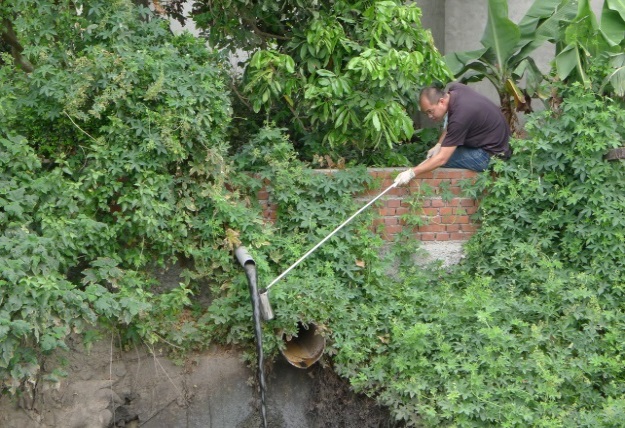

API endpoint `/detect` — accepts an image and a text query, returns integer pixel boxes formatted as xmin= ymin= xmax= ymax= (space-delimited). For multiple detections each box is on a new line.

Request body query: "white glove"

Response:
xmin=427 ymin=144 xmax=441 ymax=159
xmin=394 ymin=168 xmax=415 ymax=186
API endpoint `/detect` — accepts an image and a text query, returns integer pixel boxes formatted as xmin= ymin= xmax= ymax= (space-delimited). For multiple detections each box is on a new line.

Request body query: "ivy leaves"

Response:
xmin=0 ymin=0 xmax=250 ymax=393
xmin=467 ymin=77 xmax=625 ymax=281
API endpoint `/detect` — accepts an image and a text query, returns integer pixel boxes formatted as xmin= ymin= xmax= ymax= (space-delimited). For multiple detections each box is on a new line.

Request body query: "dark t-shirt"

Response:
xmin=442 ymin=83 xmax=511 ymax=159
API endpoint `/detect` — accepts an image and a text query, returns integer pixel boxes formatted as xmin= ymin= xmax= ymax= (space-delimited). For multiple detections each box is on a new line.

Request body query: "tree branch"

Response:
xmin=241 ymin=17 xmax=290 ymax=41
xmin=229 ymin=77 xmax=253 ymax=111
xmin=1 ymin=18 xmax=34 ymax=73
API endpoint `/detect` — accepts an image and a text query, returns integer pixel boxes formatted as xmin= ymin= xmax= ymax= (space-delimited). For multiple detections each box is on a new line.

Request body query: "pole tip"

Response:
xmin=259 ymin=291 xmax=274 ymax=321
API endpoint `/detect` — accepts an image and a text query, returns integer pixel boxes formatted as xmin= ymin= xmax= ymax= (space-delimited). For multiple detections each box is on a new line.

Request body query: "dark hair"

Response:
xmin=419 ymin=85 xmax=446 ymax=104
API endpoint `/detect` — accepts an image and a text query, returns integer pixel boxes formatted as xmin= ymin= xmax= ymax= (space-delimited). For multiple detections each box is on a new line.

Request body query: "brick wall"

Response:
xmin=257 ymin=168 xmax=480 ymax=242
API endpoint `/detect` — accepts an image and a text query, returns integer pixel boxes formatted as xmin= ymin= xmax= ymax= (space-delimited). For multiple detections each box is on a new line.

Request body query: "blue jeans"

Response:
xmin=443 ymin=146 xmax=490 ymax=172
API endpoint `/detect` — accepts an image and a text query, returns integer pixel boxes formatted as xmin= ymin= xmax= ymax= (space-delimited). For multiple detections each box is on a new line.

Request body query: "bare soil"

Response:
xmin=307 ymin=365 xmax=404 ymax=428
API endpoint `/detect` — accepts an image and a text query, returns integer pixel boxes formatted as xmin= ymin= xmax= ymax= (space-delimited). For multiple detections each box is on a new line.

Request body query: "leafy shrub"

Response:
xmin=0 ymin=0 xmax=266 ymax=391
xmin=334 ymin=261 xmax=625 ymax=427
xmin=329 ymin=68 xmax=625 ymax=426
xmin=188 ymin=0 xmax=452 ymax=163
xmin=0 ymin=132 xmax=151 ymax=392
xmin=463 ymin=79 xmax=625 ymax=282
xmin=209 ymin=125 xmax=410 ymax=351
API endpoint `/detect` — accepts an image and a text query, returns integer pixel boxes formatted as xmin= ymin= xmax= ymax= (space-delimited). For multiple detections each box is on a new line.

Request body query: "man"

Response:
xmin=394 ymin=83 xmax=511 ymax=186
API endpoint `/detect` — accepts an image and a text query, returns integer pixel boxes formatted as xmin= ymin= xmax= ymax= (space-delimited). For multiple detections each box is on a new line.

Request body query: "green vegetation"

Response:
xmin=1 ymin=0 xmax=625 ymax=427
xmin=0 ymin=0 xmax=259 ymax=391
xmin=186 ymin=0 xmax=452 ymax=165
xmin=446 ymin=0 xmax=625 ymax=133
xmin=331 ymin=73 xmax=625 ymax=427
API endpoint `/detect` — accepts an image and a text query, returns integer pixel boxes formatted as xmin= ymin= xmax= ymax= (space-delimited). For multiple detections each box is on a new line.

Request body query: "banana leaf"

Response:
xmin=601 ymin=52 xmax=625 ymax=97
xmin=600 ymin=0 xmax=625 ymax=46
xmin=554 ymin=0 xmax=600 ymax=85
xmin=512 ymin=57 xmax=544 ymax=97
xmin=480 ymin=0 xmax=521 ymax=71
xmin=444 ymin=48 xmax=489 ymax=77
xmin=555 ymin=44 xmax=586 ymax=84
xmin=514 ymin=0 xmax=579 ymax=61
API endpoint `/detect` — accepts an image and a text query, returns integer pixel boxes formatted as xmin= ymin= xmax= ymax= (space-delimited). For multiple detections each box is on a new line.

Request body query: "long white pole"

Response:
xmin=264 ymin=182 xmax=398 ymax=291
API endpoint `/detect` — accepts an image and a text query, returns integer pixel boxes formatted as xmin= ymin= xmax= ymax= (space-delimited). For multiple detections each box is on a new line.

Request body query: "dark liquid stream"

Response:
xmin=244 ymin=263 xmax=269 ymax=428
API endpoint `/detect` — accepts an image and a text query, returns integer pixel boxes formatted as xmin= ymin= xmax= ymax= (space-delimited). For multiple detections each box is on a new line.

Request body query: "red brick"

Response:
xmin=430 ymin=199 xmax=447 ymax=208
xmin=418 ymin=224 xmax=447 ymax=233
xmin=389 ymin=187 xmax=409 ymax=197
xmin=440 ymin=207 xmax=454 ymax=216
xmin=455 ymin=216 xmax=470 ymax=224
xmin=463 ymin=206 xmax=478 ymax=215
xmin=257 ymin=190 xmax=269 ymax=200
xmin=435 ymin=232 xmax=451 ymax=241
xmin=420 ymin=207 xmax=439 ymax=216
xmin=387 ymin=199 xmax=401 ymax=208
xmin=419 ymin=233 xmax=436 ymax=241
xmin=450 ymin=232 xmax=472 ymax=240
xmin=384 ymin=217 xmax=399 ymax=225
xmin=379 ymin=207 xmax=396 ymax=216
xmin=460 ymin=224 xmax=479 ymax=232
xmin=433 ymin=169 xmax=465 ymax=179
xmin=428 ymin=216 xmax=444 ymax=225
xmin=439 ymin=216 xmax=457 ymax=225
xmin=395 ymin=207 xmax=410 ymax=216
xmin=385 ymin=225 xmax=402 ymax=234
xmin=446 ymin=224 xmax=461 ymax=232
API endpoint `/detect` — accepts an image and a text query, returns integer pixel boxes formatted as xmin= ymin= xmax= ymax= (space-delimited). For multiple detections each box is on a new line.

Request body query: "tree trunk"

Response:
xmin=1 ymin=19 xmax=34 ymax=72
xmin=499 ymin=93 xmax=518 ymax=136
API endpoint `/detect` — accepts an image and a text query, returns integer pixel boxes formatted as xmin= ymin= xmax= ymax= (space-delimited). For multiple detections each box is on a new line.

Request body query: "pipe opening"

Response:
xmin=281 ymin=322 xmax=325 ymax=369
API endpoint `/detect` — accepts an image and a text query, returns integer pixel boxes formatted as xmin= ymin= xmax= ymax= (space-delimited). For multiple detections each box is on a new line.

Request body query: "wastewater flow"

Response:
xmin=243 ymin=262 xmax=269 ymax=428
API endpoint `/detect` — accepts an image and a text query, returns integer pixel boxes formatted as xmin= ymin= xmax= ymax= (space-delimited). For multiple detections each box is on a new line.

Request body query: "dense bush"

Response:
xmin=329 ymin=75 xmax=625 ymax=426
xmin=464 ymin=79 xmax=625 ymax=281
xmin=334 ymin=262 xmax=625 ymax=426
xmin=0 ymin=133 xmax=151 ymax=392
xmin=0 ymin=0 xmax=264 ymax=391
xmin=3 ymin=3 xmax=625 ymax=427
xmin=181 ymin=0 xmax=452 ymax=164
xmin=208 ymin=125 xmax=407 ymax=352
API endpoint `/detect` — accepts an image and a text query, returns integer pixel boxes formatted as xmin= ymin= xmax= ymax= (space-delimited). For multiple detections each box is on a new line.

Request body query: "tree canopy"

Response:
xmin=169 ymin=0 xmax=453 ymax=163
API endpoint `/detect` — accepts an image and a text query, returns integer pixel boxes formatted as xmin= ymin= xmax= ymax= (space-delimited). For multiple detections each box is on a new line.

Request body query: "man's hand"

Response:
xmin=427 ymin=143 xmax=441 ymax=159
xmin=394 ymin=168 xmax=415 ymax=186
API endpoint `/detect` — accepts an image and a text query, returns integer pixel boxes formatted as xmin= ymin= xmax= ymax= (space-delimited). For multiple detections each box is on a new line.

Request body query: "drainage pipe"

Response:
xmin=234 ymin=246 xmax=269 ymax=428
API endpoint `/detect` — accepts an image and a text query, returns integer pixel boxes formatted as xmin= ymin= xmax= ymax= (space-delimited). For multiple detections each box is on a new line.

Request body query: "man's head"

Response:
xmin=419 ymin=86 xmax=449 ymax=122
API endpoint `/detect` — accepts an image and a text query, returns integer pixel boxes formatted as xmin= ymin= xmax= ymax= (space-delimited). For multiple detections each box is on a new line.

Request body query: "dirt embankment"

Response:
xmin=0 ymin=336 xmax=401 ymax=428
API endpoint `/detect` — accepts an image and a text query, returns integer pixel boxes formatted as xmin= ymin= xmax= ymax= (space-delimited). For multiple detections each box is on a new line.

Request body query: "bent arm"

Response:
xmin=427 ymin=130 xmax=447 ymax=159
xmin=411 ymin=146 xmax=456 ymax=177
